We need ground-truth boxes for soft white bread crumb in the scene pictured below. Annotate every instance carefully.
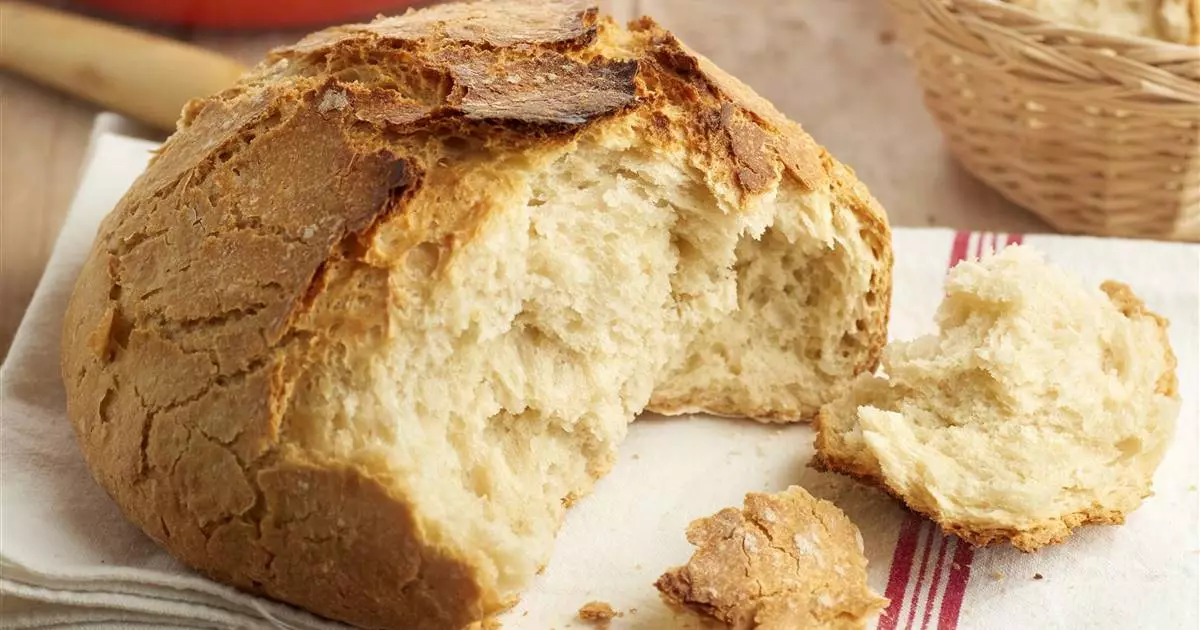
[814,245,1180,550]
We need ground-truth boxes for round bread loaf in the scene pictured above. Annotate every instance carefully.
[60,1,892,628]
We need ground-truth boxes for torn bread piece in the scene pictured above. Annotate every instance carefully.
[655,486,886,629]
[815,245,1180,551]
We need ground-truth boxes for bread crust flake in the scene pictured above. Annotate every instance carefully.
[656,486,887,630]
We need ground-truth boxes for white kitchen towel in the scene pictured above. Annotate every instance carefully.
[1,127,1196,630]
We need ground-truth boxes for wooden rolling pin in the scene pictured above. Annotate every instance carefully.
[0,1,247,131]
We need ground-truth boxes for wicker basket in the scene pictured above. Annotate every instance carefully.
[885,0,1200,241]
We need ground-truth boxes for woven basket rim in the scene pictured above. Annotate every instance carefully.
[888,0,1200,241]
[945,0,1200,55]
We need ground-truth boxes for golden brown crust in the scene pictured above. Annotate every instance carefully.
[812,281,1177,552]
[61,2,891,628]
[655,487,887,629]
[63,81,483,629]
[283,0,600,54]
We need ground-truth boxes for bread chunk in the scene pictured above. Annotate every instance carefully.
[59,1,891,628]
[655,486,887,630]
[1007,0,1199,44]
[815,245,1179,551]
[577,600,621,624]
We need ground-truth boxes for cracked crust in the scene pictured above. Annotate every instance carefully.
[655,487,887,630]
[812,278,1179,553]
[60,2,891,629]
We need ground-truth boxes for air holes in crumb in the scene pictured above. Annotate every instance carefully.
[470,466,492,498]
[109,310,133,350]
[444,136,471,152]
[405,242,440,277]
[673,235,699,262]
[332,68,365,84]
[217,150,233,163]
[1115,436,1141,456]
[98,388,116,424]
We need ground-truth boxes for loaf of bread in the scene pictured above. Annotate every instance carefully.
[656,486,887,629]
[1007,0,1199,44]
[59,1,891,628]
[814,245,1179,551]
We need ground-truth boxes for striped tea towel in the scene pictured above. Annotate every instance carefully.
[1,125,1196,629]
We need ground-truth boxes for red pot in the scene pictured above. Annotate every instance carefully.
[72,0,425,29]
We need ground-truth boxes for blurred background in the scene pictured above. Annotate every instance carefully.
[13,0,1183,359]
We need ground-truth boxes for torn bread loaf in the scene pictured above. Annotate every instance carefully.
[59,1,891,628]
[1007,0,1199,44]
[655,486,887,630]
[815,245,1179,551]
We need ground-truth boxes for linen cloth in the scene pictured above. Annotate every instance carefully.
[2,124,1196,629]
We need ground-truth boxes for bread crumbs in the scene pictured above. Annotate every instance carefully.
[990,571,1005,580]
[578,601,622,625]
[1033,573,1044,580]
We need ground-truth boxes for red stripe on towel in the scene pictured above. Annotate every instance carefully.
[878,515,923,630]
[950,231,972,268]
[920,534,951,630]
[937,535,976,630]
[905,526,937,630]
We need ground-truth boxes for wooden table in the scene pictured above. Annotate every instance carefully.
[0,0,1049,361]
